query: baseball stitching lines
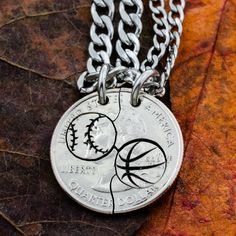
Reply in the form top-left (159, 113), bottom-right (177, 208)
top-left (68, 123), bottom-right (78, 152)
top-left (84, 114), bottom-right (108, 154)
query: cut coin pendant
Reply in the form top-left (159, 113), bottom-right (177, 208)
top-left (50, 88), bottom-right (184, 214)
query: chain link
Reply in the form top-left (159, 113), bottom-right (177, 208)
top-left (116, 0), bottom-right (144, 70)
top-left (87, 0), bottom-right (115, 74)
top-left (159, 0), bottom-right (185, 89)
top-left (141, 0), bottom-right (170, 72)
top-left (78, 0), bottom-right (185, 97)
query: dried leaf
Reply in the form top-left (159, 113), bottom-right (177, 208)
top-left (0, 0), bottom-right (90, 79)
top-left (0, 61), bottom-right (151, 236)
top-left (138, 0), bottom-right (236, 235)
top-left (0, 1), bottom-right (161, 235)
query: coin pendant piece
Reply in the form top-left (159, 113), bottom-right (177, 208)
top-left (50, 88), bottom-right (184, 214)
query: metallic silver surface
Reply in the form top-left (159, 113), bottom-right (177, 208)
top-left (131, 70), bottom-right (159, 106)
top-left (98, 64), bottom-right (110, 105)
top-left (116, 0), bottom-right (185, 96)
top-left (78, 0), bottom-right (185, 97)
top-left (51, 89), bottom-right (184, 214)
top-left (141, 0), bottom-right (170, 72)
top-left (87, 0), bottom-right (115, 74)
top-left (159, 0), bottom-right (185, 90)
top-left (77, 66), bottom-right (128, 94)
top-left (116, 0), bottom-right (144, 70)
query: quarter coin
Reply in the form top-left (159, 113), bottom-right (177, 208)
top-left (50, 88), bottom-right (184, 214)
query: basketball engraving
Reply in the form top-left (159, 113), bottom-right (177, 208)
top-left (115, 139), bottom-right (167, 189)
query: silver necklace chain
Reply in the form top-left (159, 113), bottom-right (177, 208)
top-left (78, 0), bottom-right (185, 98)
top-left (51, 2), bottom-right (185, 213)
top-left (116, 0), bottom-right (144, 70)
top-left (87, 0), bottom-right (115, 74)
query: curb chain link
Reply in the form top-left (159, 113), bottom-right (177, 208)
top-left (116, 0), bottom-right (144, 70)
top-left (78, 0), bottom-right (185, 97)
top-left (141, 0), bottom-right (170, 72)
top-left (87, 0), bottom-right (115, 74)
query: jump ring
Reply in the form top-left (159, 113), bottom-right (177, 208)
top-left (98, 64), bottom-right (110, 105)
top-left (77, 71), bottom-right (98, 93)
top-left (131, 70), bottom-right (159, 106)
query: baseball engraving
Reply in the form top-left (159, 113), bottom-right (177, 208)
top-left (66, 112), bottom-right (117, 161)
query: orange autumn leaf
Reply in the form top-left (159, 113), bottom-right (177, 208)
top-left (138, 0), bottom-right (236, 235)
